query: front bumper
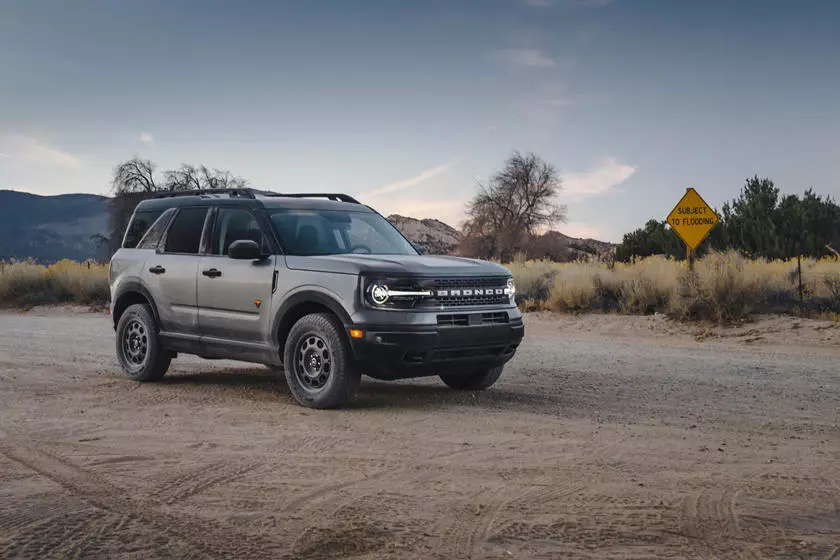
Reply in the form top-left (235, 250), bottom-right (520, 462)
top-left (349, 309), bottom-right (524, 380)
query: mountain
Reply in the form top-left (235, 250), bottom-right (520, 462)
top-left (0, 190), bottom-right (614, 263)
top-left (387, 214), bottom-right (615, 261)
top-left (0, 190), bottom-right (110, 263)
top-left (529, 230), bottom-right (616, 261)
top-left (386, 214), bottom-right (463, 255)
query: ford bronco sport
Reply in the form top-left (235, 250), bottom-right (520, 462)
top-left (108, 188), bottom-right (524, 408)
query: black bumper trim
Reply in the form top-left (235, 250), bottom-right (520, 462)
top-left (349, 320), bottom-right (524, 380)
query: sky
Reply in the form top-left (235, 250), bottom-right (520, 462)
top-left (1, 0), bottom-right (839, 242)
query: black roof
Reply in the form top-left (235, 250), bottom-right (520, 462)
top-left (133, 189), bottom-right (374, 213)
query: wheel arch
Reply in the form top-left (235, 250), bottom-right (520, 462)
top-left (112, 282), bottom-right (160, 330)
top-left (273, 290), bottom-right (352, 356)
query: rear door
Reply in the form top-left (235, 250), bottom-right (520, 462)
top-left (142, 206), bottom-right (210, 336)
top-left (197, 207), bottom-right (276, 344)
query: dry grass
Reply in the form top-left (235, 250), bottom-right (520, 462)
top-left (508, 252), bottom-right (840, 322)
top-left (2, 255), bottom-right (838, 321)
top-left (0, 259), bottom-right (109, 308)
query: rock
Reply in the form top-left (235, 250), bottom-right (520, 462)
top-left (387, 215), bottom-right (463, 255)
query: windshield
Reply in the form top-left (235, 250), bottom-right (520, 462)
top-left (269, 209), bottom-right (418, 256)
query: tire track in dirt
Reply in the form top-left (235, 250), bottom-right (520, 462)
top-left (0, 438), bottom-right (284, 559)
top-left (283, 446), bottom-right (504, 557)
top-left (679, 483), bottom-right (764, 560)
top-left (284, 445), bottom-right (485, 514)
top-left (439, 436), bottom-right (671, 560)
top-left (148, 460), bottom-right (261, 505)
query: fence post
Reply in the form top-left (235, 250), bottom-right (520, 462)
top-left (795, 240), bottom-right (803, 303)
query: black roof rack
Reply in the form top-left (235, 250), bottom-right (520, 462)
top-left (153, 188), bottom-right (258, 199)
top-left (150, 188), bottom-right (361, 204)
top-left (262, 192), bottom-right (360, 204)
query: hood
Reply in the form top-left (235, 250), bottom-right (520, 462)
top-left (284, 254), bottom-right (511, 277)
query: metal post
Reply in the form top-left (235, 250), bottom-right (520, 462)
top-left (686, 245), bottom-right (694, 271)
top-left (797, 253), bottom-right (803, 302)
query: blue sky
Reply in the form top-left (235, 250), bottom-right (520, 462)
top-left (2, 0), bottom-right (838, 241)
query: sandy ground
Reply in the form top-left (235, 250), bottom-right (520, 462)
top-left (0, 309), bottom-right (839, 559)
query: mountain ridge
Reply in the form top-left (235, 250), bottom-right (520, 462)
top-left (0, 190), bottom-right (614, 263)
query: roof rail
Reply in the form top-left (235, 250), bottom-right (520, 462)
top-left (152, 188), bottom-right (258, 199)
top-left (265, 193), bottom-right (361, 204)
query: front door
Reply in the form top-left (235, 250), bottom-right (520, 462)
top-left (143, 206), bottom-right (209, 335)
top-left (197, 207), bottom-right (276, 344)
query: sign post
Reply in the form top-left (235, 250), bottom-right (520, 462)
top-left (667, 187), bottom-right (720, 271)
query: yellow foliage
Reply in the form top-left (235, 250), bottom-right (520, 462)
top-left (506, 252), bottom-right (840, 321)
top-left (0, 259), bottom-right (109, 307)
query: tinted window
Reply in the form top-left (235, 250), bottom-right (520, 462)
top-left (269, 209), bottom-right (417, 256)
top-left (136, 209), bottom-right (175, 250)
top-left (210, 208), bottom-right (269, 256)
top-left (123, 210), bottom-right (163, 248)
top-left (163, 207), bottom-right (208, 254)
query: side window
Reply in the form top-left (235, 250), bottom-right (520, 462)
top-left (123, 210), bottom-right (163, 248)
top-left (209, 208), bottom-right (268, 256)
top-left (163, 207), bottom-right (208, 254)
top-left (136, 209), bottom-right (175, 250)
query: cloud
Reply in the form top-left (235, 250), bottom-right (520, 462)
top-left (496, 48), bottom-right (555, 68)
top-left (559, 0), bottom-right (614, 7)
top-left (139, 131), bottom-right (155, 146)
top-left (0, 134), bottom-right (81, 169)
top-left (523, 0), bottom-right (614, 7)
top-left (363, 163), bottom-right (453, 198)
top-left (562, 157), bottom-right (637, 199)
top-left (0, 152), bottom-right (9, 158)
top-left (572, 0), bottom-right (613, 7)
top-left (545, 97), bottom-right (577, 107)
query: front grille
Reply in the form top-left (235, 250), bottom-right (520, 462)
top-left (437, 314), bottom-right (469, 327)
top-left (418, 276), bottom-right (510, 308)
top-left (436, 312), bottom-right (510, 327)
top-left (481, 312), bottom-right (509, 324)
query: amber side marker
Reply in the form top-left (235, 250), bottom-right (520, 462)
top-left (349, 329), bottom-right (364, 339)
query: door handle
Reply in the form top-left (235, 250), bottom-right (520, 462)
top-left (202, 268), bottom-right (222, 278)
top-left (149, 265), bottom-right (166, 274)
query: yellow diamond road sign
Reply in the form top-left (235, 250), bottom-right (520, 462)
top-left (667, 187), bottom-right (720, 250)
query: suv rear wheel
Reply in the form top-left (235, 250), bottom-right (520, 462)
top-left (440, 365), bottom-right (505, 391)
top-left (115, 303), bottom-right (171, 382)
top-left (283, 313), bottom-right (361, 409)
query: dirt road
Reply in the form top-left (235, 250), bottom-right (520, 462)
top-left (1, 309), bottom-right (839, 559)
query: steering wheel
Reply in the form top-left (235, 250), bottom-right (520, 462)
top-left (350, 244), bottom-right (372, 254)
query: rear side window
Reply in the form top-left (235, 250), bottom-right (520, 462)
top-left (136, 208), bottom-right (175, 250)
top-left (123, 210), bottom-right (163, 248)
top-left (163, 207), bottom-right (209, 254)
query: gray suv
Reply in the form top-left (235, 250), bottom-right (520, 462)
top-left (109, 189), bottom-right (524, 408)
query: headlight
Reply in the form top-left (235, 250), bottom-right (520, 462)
top-left (507, 277), bottom-right (516, 303)
top-left (369, 283), bottom-right (391, 305)
top-left (364, 278), bottom-right (433, 309)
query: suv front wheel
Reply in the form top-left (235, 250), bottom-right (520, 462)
top-left (283, 313), bottom-right (361, 409)
top-left (115, 303), bottom-right (171, 382)
top-left (440, 365), bottom-right (505, 391)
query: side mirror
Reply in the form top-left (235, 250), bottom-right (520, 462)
top-left (228, 239), bottom-right (262, 260)
top-left (412, 242), bottom-right (426, 255)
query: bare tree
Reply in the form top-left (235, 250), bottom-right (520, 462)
top-left (163, 164), bottom-right (248, 191)
top-left (108, 157), bottom-right (248, 255)
top-left (462, 151), bottom-right (566, 260)
top-left (112, 157), bottom-right (158, 194)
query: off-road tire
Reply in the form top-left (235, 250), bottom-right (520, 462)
top-left (115, 303), bottom-right (171, 382)
top-left (283, 313), bottom-right (361, 409)
top-left (440, 365), bottom-right (505, 391)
